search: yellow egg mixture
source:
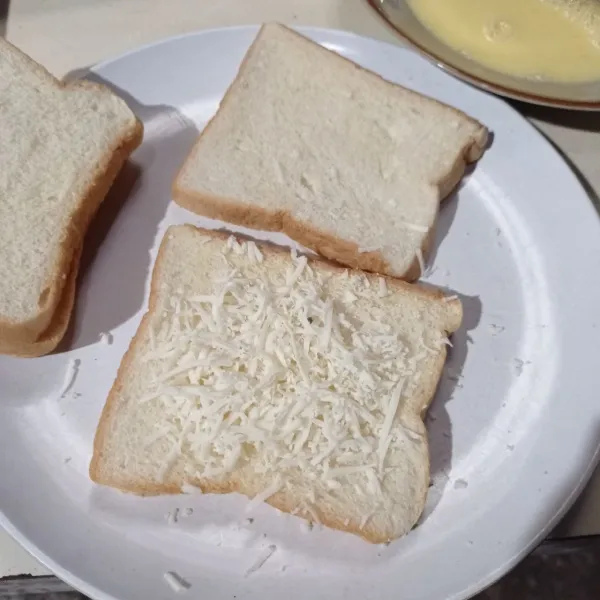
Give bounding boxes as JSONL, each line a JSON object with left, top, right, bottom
{"left": 408, "top": 0, "right": 600, "bottom": 82}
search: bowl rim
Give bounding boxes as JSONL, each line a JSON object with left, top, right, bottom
{"left": 368, "top": 0, "right": 600, "bottom": 111}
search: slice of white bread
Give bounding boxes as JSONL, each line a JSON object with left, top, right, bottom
{"left": 90, "top": 225, "right": 462, "bottom": 543}
{"left": 173, "top": 23, "right": 488, "bottom": 281}
{"left": 0, "top": 38, "right": 143, "bottom": 354}
{"left": 0, "top": 245, "right": 81, "bottom": 358}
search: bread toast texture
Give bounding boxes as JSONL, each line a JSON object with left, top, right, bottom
{"left": 173, "top": 23, "right": 488, "bottom": 281}
{"left": 0, "top": 38, "right": 143, "bottom": 355}
{"left": 91, "top": 225, "right": 462, "bottom": 543}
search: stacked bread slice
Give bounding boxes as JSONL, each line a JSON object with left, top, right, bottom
{"left": 0, "top": 38, "right": 142, "bottom": 357}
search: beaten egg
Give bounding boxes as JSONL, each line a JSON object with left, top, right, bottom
{"left": 407, "top": 0, "right": 600, "bottom": 82}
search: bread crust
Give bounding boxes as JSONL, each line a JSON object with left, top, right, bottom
{"left": 90, "top": 225, "right": 461, "bottom": 543}
{"left": 0, "top": 39, "right": 143, "bottom": 348}
{"left": 173, "top": 23, "right": 488, "bottom": 282}
{"left": 0, "top": 245, "right": 82, "bottom": 358}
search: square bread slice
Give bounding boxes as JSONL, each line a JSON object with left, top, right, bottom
{"left": 173, "top": 23, "right": 488, "bottom": 281}
{"left": 90, "top": 225, "right": 462, "bottom": 543}
{"left": 0, "top": 38, "right": 143, "bottom": 354}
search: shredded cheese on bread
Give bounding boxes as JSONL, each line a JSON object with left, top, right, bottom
{"left": 90, "top": 226, "right": 462, "bottom": 543}
{"left": 138, "top": 238, "right": 447, "bottom": 497}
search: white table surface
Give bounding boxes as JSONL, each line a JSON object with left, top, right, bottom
{"left": 2, "top": 0, "right": 600, "bottom": 578}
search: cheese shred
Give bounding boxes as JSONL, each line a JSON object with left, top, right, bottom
{"left": 138, "top": 236, "right": 442, "bottom": 515}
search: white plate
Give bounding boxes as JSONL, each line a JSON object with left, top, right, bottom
{"left": 1, "top": 26, "right": 600, "bottom": 600}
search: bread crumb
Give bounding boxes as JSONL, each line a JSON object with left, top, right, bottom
{"left": 446, "top": 367, "right": 462, "bottom": 381}
{"left": 272, "top": 159, "right": 285, "bottom": 184}
{"left": 99, "top": 332, "right": 113, "bottom": 345}
{"left": 378, "top": 278, "right": 388, "bottom": 298}
{"left": 301, "top": 520, "right": 313, "bottom": 533}
{"left": 182, "top": 508, "right": 194, "bottom": 518}
{"left": 166, "top": 508, "right": 179, "bottom": 525}
{"left": 453, "top": 478, "right": 468, "bottom": 490}
{"left": 514, "top": 358, "right": 531, "bottom": 376}
{"left": 489, "top": 324, "right": 505, "bottom": 335}
{"left": 163, "top": 571, "right": 191, "bottom": 593}
{"left": 245, "top": 545, "right": 277, "bottom": 577}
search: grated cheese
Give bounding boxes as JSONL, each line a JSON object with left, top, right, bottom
{"left": 163, "top": 571, "right": 191, "bottom": 593}
{"left": 302, "top": 501, "right": 321, "bottom": 525}
{"left": 415, "top": 248, "right": 426, "bottom": 276}
{"left": 378, "top": 379, "right": 406, "bottom": 468}
{"left": 181, "top": 482, "right": 202, "bottom": 494}
{"left": 359, "top": 512, "right": 373, "bottom": 530}
{"left": 399, "top": 220, "right": 428, "bottom": 233}
{"left": 245, "top": 545, "right": 277, "bottom": 576}
{"left": 57, "top": 358, "right": 81, "bottom": 399}
{"left": 246, "top": 477, "right": 282, "bottom": 513}
{"left": 139, "top": 236, "right": 442, "bottom": 514}
{"left": 158, "top": 445, "right": 180, "bottom": 483}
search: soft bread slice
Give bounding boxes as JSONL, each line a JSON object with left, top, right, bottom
{"left": 173, "top": 23, "right": 488, "bottom": 281}
{"left": 91, "top": 225, "right": 461, "bottom": 543}
{"left": 0, "top": 38, "right": 143, "bottom": 351}
{"left": 0, "top": 245, "right": 81, "bottom": 358}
